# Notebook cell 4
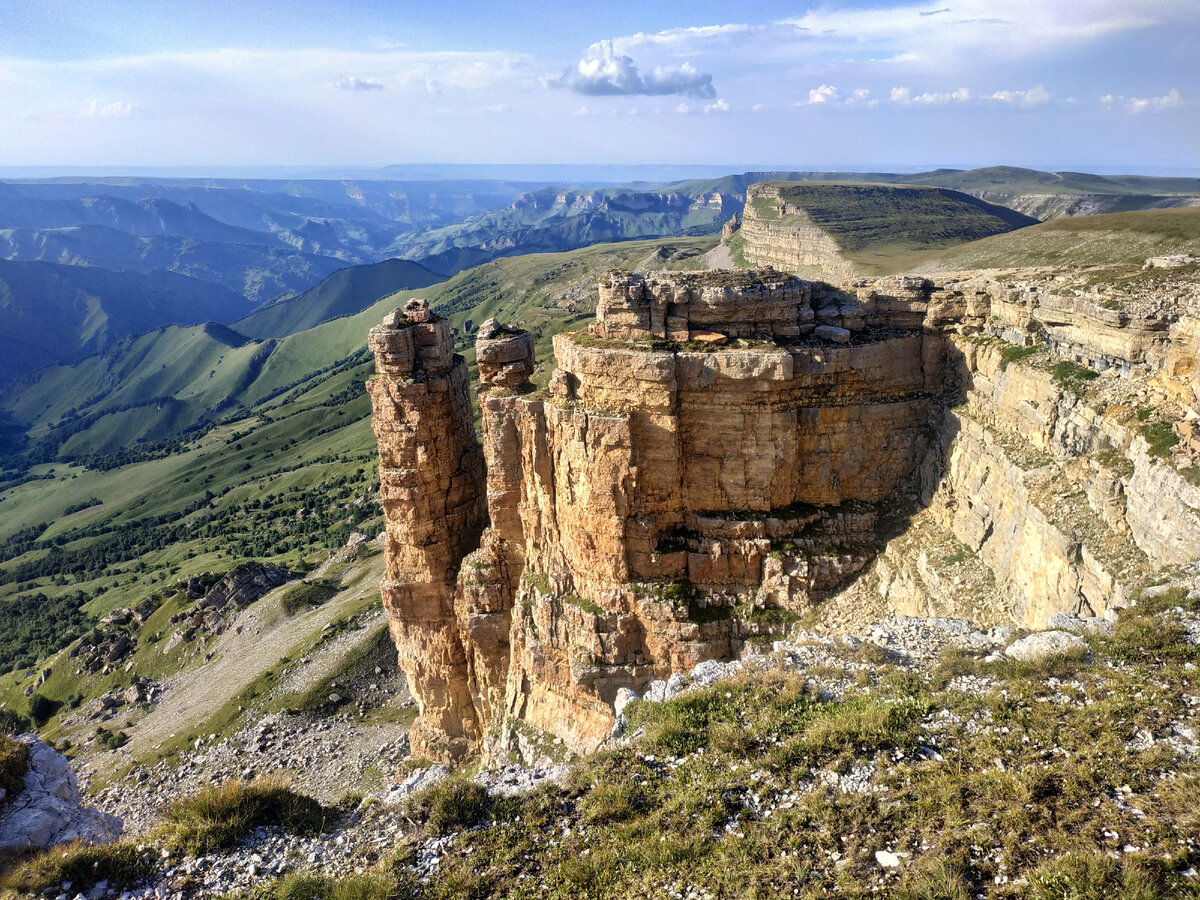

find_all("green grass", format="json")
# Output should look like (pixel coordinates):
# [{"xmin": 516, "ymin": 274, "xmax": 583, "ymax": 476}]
[
  {"xmin": 747, "ymin": 181, "xmax": 1036, "ymax": 271},
  {"xmin": 280, "ymin": 603, "xmax": 1200, "ymax": 899},
  {"xmin": 407, "ymin": 775, "xmax": 492, "ymax": 837},
  {"xmin": 1051, "ymin": 360, "xmax": 1100, "ymax": 394},
  {"xmin": 154, "ymin": 776, "xmax": 330, "ymax": 854},
  {"xmin": 280, "ymin": 579, "xmax": 340, "ymax": 615},
  {"xmin": 910, "ymin": 207, "xmax": 1200, "ymax": 272},
  {"xmin": 998, "ymin": 343, "xmax": 1042, "ymax": 370},
  {"xmin": 0, "ymin": 841, "xmax": 155, "ymax": 895},
  {"xmin": 1140, "ymin": 421, "xmax": 1180, "ymax": 459},
  {"xmin": 231, "ymin": 873, "xmax": 399, "ymax": 900}
]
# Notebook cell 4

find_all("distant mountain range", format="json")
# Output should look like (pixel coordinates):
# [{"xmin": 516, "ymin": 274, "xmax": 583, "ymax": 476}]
[{"xmin": 0, "ymin": 166, "xmax": 1195, "ymax": 386}]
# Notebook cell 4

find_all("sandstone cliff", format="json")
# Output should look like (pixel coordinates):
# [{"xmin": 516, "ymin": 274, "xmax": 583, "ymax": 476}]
[
  {"xmin": 738, "ymin": 182, "xmax": 1036, "ymax": 277},
  {"xmin": 368, "ymin": 265, "xmax": 1200, "ymax": 763}
]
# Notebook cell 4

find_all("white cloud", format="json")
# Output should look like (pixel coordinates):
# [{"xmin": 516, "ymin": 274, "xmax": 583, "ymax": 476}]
[
  {"xmin": 82, "ymin": 100, "xmax": 135, "ymax": 118},
  {"xmin": 807, "ymin": 84, "xmax": 839, "ymax": 104},
  {"xmin": 704, "ymin": 98, "xmax": 730, "ymax": 113},
  {"xmin": 890, "ymin": 86, "xmax": 971, "ymax": 105},
  {"xmin": 550, "ymin": 41, "xmax": 716, "ymax": 98},
  {"xmin": 1101, "ymin": 87, "xmax": 1183, "ymax": 113},
  {"xmin": 615, "ymin": 23, "xmax": 760, "ymax": 51},
  {"xmin": 989, "ymin": 85, "xmax": 1051, "ymax": 107},
  {"xmin": 1128, "ymin": 87, "xmax": 1182, "ymax": 112},
  {"xmin": 335, "ymin": 76, "xmax": 384, "ymax": 91},
  {"xmin": 777, "ymin": 0, "xmax": 1176, "ymax": 64}
]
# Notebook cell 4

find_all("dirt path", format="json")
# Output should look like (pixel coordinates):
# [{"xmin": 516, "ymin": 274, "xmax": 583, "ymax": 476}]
[{"xmin": 125, "ymin": 554, "xmax": 384, "ymax": 758}]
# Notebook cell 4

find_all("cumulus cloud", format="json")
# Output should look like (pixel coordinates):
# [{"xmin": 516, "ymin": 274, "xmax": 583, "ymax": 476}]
[
  {"xmin": 989, "ymin": 85, "xmax": 1051, "ymax": 106},
  {"xmin": 804, "ymin": 85, "xmax": 879, "ymax": 108},
  {"xmin": 1102, "ymin": 88, "xmax": 1182, "ymax": 113},
  {"xmin": 551, "ymin": 41, "xmax": 716, "ymax": 98},
  {"xmin": 82, "ymin": 100, "xmax": 135, "ymax": 118},
  {"xmin": 335, "ymin": 76, "xmax": 384, "ymax": 91},
  {"xmin": 890, "ymin": 86, "xmax": 971, "ymax": 104},
  {"xmin": 807, "ymin": 84, "xmax": 839, "ymax": 104},
  {"xmin": 1128, "ymin": 87, "xmax": 1182, "ymax": 112},
  {"xmin": 705, "ymin": 98, "xmax": 730, "ymax": 113}
]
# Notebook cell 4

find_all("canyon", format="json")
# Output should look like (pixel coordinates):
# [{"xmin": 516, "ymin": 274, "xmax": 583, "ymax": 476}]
[{"xmin": 368, "ymin": 261, "xmax": 1200, "ymax": 764}]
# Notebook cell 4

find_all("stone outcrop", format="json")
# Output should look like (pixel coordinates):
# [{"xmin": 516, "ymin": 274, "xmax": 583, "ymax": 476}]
[
  {"xmin": 366, "ymin": 299, "xmax": 487, "ymax": 761},
  {"xmin": 0, "ymin": 736, "xmax": 122, "ymax": 852},
  {"xmin": 739, "ymin": 185, "xmax": 856, "ymax": 277},
  {"xmin": 368, "ymin": 265, "xmax": 1200, "ymax": 763}
]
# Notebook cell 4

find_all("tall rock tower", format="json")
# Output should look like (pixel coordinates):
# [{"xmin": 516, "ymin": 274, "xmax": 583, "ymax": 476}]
[{"xmin": 366, "ymin": 299, "xmax": 486, "ymax": 761}]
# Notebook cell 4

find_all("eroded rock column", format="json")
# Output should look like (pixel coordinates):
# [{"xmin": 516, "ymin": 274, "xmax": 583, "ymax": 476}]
[{"xmin": 366, "ymin": 299, "xmax": 486, "ymax": 762}]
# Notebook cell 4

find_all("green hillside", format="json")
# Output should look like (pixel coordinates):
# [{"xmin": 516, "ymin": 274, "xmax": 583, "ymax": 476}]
[
  {"xmin": 743, "ymin": 182, "xmax": 1038, "ymax": 272},
  {"xmin": 234, "ymin": 257, "xmax": 442, "ymax": 339},
  {"xmin": 0, "ymin": 235, "xmax": 714, "ymax": 672},
  {"xmin": 0, "ymin": 260, "xmax": 253, "ymax": 383},
  {"xmin": 904, "ymin": 206, "xmax": 1200, "ymax": 272}
]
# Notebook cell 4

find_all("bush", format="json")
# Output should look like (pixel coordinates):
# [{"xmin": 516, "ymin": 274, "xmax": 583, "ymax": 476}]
[
  {"xmin": 0, "ymin": 708, "xmax": 31, "ymax": 735},
  {"xmin": 156, "ymin": 776, "xmax": 329, "ymax": 854},
  {"xmin": 1, "ymin": 841, "xmax": 155, "ymax": 894},
  {"xmin": 27, "ymin": 692, "xmax": 62, "ymax": 727},
  {"xmin": 408, "ymin": 776, "xmax": 491, "ymax": 836},
  {"xmin": 1139, "ymin": 421, "xmax": 1179, "ymax": 459},
  {"xmin": 1051, "ymin": 360, "xmax": 1100, "ymax": 394},
  {"xmin": 0, "ymin": 733, "xmax": 30, "ymax": 798},
  {"xmin": 280, "ymin": 579, "xmax": 340, "ymax": 615}
]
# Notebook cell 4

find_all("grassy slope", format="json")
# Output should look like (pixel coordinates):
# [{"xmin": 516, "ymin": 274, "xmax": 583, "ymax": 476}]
[
  {"xmin": 233, "ymin": 258, "xmax": 443, "ymax": 339},
  {"xmin": 0, "ymin": 260, "xmax": 254, "ymax": 383},
  {"xmin": 899, "ymin": 206, "xmax": 1200, "ymax": 272},
  {"xmin": 749, "ymin": 182, "xmax": 1038, "ymax": 272},
  {"xmin": 0, "ymin": 235, "xmax": 714, "ymax": 677}
]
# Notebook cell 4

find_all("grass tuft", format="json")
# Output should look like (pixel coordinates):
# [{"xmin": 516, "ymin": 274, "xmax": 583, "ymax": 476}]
[
  {"xmin": 1, "ymin": 841, "xmax": 155, "ymax": 894},
  {"xmin": 155, "ymin": 776, "xmax": 329, "ymax": 854},
  {"xmin": 407, "ymin": 776, "xmax": 491, "ymax": 837}
]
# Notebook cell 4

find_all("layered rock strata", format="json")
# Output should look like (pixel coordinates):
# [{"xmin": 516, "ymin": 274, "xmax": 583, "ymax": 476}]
[
  {"xmin": 368, "ymin": 267, "xmax": 1200, "ymax": 763},
  {"xmin": 365, "ymin": 298, "xmax": 487, "ymax": 760}
]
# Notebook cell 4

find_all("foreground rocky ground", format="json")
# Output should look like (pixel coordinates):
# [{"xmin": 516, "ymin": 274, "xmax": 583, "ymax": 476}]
[{"xmin": 3, "ymin": 567, "xmax": 1199, "ymax": 898}]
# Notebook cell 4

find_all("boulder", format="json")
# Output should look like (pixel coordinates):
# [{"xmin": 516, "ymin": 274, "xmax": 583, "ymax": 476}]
[
  {"xmin": 1004, "ymin": 630, "xmax": 1088, "ymax": 662},
  {"xmin": 0, "ymin": 736, "xmax": 122, "ymax": 852}
]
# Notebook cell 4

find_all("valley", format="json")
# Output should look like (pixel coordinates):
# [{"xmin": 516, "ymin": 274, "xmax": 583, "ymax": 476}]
[{"xmin": 0, "ymin": 171, "xmax": 1197, "ymax": 899}]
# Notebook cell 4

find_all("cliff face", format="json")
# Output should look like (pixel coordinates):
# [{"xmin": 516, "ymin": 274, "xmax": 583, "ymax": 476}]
[{"xmin": 368, "ymin": 267, "xmax": 1200, "ymax": 763}]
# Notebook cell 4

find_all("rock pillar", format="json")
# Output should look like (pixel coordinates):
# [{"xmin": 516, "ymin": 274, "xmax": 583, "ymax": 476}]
[{"xmin": 366, "ymin": 299, "xmax": 486, "ymax": 762}]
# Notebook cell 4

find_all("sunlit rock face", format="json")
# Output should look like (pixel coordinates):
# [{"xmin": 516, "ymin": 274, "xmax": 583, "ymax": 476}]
[{"xmin": 368, "ymin": 268, "xmax": 1200, "ymax": 763}]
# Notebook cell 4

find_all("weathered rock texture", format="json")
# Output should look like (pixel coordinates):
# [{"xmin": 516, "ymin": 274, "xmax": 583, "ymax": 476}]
[
  {"xmin": 368, "ymin": 266, "xmax": 1200, "ymax": 763},
  {"xmin": 0, "ymin": 736, "xmax": 122, "ymax": 852},
  {"xmin": 366, "ymin": 298, "xmax": 487, "ymax": 761}
]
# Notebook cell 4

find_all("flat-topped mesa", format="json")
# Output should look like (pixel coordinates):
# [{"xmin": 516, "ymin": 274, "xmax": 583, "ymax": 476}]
[
  {"xmin": 365, "ymin": 300, "xmax": 486, "ymax": 762},
  {"xmin": 368, "ymin": 267, "xmax": 1200, "ymax": 764}
]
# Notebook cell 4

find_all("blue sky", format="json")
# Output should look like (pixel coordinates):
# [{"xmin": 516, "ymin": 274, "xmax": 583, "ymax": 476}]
[{"xmin": 0, "ymin": 0, "xmax": 1195, "ymax": 172}]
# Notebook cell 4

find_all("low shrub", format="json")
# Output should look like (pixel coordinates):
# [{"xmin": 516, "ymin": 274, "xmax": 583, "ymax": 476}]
[
  {"xmin": 408, "ymin": 776, "xmax": 491, "ymax": 836},
  {"xmin": 1139, "ymin": 421, "xmax": 1179, "ymax": 459},
  {"xmin": 279, "ymin": 579, "xmax": 340, "ymax": 615},
  {"xmin": 156, "ymin": 776, "xmax": 329, "ymax": 854},
  {"xmin": 0, "ymin": 733, "xmax": 30, "ymax": 798},
  {"xmin": 27, "ymin": 692, "xmax": 61, "ymax": 727}
]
